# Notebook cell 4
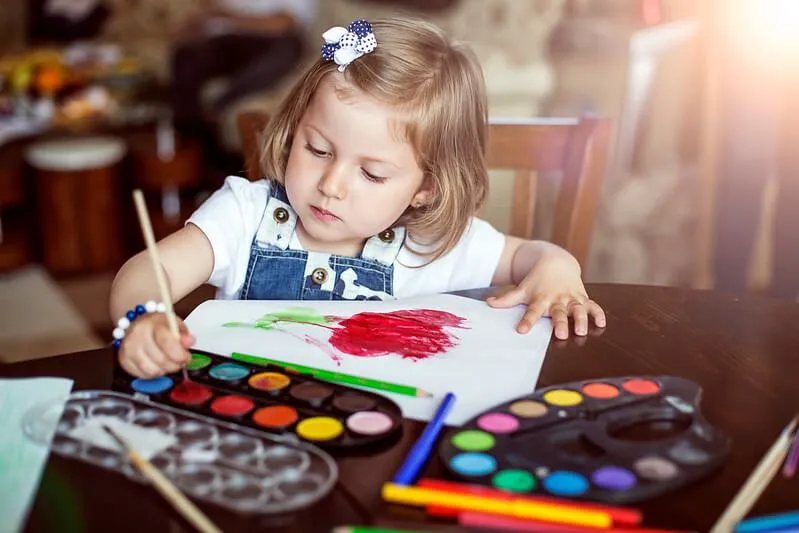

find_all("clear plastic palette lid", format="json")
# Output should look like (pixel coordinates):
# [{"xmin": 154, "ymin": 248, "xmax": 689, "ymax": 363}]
[{"xmin": 23, "ymin": 390, "xmax": 338, "ymax": 515}]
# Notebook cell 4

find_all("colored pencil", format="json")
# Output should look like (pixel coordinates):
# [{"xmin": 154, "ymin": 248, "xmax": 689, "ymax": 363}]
[
  {"xmin": 392, "ymin": 392, "xmax": 456, "ymax": 485},
  {"xmin": 458, "ymin": 511, "xmax": 692, "ymax": 532},
  {"xmin": 782, "ymin": 427, "xmax": 799, "ymax": 478},
  {"xmin": 381, "ymin": 482, "xmax": 612, "ymax": 529},
  {"xmin": 102, "ymin": 425, "xmax": 221, "ymax": 533},
  {"xmin": 332, "ymin": 526, "xmax": 428, "ymax": 533},
  {"xmin": 710, "ymin": 416, "xmax": 798, "ymax": 533},
  {"xmin": 736, "ymin": 511, "xmax": 799, "ymax": 533},
  {"xmin": 418, "ymin": 478, "xmax": 642, "ymax": 526},
  {"xmin": 231, "ymin": 352, "xmax": 431, "ymax": 398}
]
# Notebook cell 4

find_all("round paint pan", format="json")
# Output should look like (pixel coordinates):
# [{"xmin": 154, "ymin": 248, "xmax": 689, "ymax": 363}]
[
  {"xmin": 248, "ymin": 372, "xmax": 291, "ymax": 394},
  {"xmin": 622, "ymin": 378, "xmax": 661, "ymax": 396},
  {"xmin": 345, "ymin": 411, "xmax": 394, "ymax": 436},
  {"xmin": 296, "ymin": 417, "xmax": 344, "ymax": 442},
  {"xmin": 186, "ymin": 353, "xmax": 213, "ymax": 373},
  {"xmin": 169, "ymin": 381, "xmax": 214, "ymax": 407},
  {"xmin": 210, "ymin": 395, "xmax": 255, "ymax": 418},
  {"xmin": 131, "ymin": 376, "xmax": 173, "ymax": 395},
  {"xmin": 289, "ymin": 382, "xmax": 334, "ymax": 408},
  {"xmin": 332, "ymin": 392, "xmax": 377, "ymax": 413},
  {"xmin": 252, "ymin": 405, "xmax": 299, "ymax": 430},
  {"xmin": 208, "ymin": 362, "xmax": 250, "ymax": 383}
]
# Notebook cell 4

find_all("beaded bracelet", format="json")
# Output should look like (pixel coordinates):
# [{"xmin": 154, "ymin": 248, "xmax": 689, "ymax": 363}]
[{"xmin": 112, "ymin": 300, "xmax": 166, "ymax": 350}]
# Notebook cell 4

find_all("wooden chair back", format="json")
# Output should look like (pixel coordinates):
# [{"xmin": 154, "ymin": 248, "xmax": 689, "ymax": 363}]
[
  {"xmin": 486, "ymin": 116, "xmax": 610, "ymax": 266},
  {"xmin": 237, "ymin": 111, "xmax": 272, "ymax": 182},
  {"xmin": 237, "ymin": 112, "xmax": 610, "ymax": 266}
]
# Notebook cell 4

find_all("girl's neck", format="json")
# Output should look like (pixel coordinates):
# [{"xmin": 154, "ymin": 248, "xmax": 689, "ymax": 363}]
[{"xmin": 294, "ymin": 219, "xmax": 366, "ymax": 257}]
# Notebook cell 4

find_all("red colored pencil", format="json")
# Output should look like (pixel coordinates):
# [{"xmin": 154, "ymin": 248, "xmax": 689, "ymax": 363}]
[
  {"xmin": 458, "ymin": 511, "xmax": 693, "ymax": 533},
  {"xmin": 418, "ymin": 478, "xmax": 642, "ymax": 526}
]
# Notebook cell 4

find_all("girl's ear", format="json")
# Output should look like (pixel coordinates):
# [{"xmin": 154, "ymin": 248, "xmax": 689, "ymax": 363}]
[{"xmin": 411, "ymin": 175, "xmax": 435, "ymax": 208}]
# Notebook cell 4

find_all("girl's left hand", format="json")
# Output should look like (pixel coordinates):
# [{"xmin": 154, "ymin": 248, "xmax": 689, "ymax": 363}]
[{"xmin": 487, "ymin": 252, "xmax": 606, "ymax": 339}]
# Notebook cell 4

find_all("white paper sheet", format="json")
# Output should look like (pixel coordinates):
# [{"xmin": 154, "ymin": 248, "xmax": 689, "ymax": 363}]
[
  {"xmin": 0, "ymin": 377, "xmax": 74, "ymax": 533},
  {"xmin": 185, "ymin": 294, "xmax": 552, "ymax": 425}
]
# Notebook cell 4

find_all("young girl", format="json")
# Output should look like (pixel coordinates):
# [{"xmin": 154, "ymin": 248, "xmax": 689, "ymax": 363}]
[{"xmin": 111, "ymin": 17, "xmax": 606, "ymax": 379}]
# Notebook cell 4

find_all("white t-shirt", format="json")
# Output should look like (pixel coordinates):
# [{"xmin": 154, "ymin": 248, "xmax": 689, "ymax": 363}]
[
  {"xmin": 218, "ymin": 0, "xmax": 317, "ymax": 29},
  {"xmin": 187, "ymin": 176, "xmax": 507, "ymax": 300}
]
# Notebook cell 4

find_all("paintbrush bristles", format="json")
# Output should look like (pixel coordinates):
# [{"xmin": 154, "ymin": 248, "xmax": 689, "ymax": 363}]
[{"xmin": 132, "ymin": 189, "xmax": 180, "ymax": 338}]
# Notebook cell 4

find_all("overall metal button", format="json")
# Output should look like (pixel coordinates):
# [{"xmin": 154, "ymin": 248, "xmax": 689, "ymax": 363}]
[
  {"xmin": 311, "ymin": 268, "xmax": 328, "ymax": 284},
  {"xmin": 273, "ymin": 207, "xmax": 289, "ymax": 223},
  {"xmin": 378, "ymin": 229, "xmax": 395, "ymax": 242}
]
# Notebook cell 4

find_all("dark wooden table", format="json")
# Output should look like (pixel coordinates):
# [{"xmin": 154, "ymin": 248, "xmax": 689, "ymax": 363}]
[{"xmin": 4, "ymin": 284, "xmax": 799, "ymax": 533}]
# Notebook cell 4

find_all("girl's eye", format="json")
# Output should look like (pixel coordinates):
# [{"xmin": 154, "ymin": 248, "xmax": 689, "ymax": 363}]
[
  {"xmin": 304, "ymin": 143, "xmax": 329, "ymax": 157},
  {"xmin": 362, "ymin": 169, "xmax": 388, "ymax": 184}
]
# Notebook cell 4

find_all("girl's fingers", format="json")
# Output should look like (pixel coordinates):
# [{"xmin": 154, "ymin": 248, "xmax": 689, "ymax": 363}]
[
  {"xmin": 569, "ymin": 300, "xmax": 589, "ymax": 336},
  {"xmin": 134, "ymin": 352, "xmax": 163, "ymax": 379},
  {"xmin": 586, "ymin": 300, "xmax": 607, "ymax": 327},
  {"xmin": 487, "ymin": 286, "xmax": 527, "ymax": 308},
  {"xmin": 516, "ymin": 298, "xmax": 551, "ymax": 334},
  {"xmin": 119, "ymin": 353, "xmax": 145, "ymax": 378},
  {"xmin": 180, "ymin": 332, "xmax": 196, "ymax": 349},
  {"xmin": 145, "ymin": 341, "xmax": 183, "ymax": 374},
  {"xmin": 154, "ymin": 327, "xmax": 190, "ymax": 366},
  {"xmin": 550, "ymin": 302, "xmax": 570, "ymax": 340}
]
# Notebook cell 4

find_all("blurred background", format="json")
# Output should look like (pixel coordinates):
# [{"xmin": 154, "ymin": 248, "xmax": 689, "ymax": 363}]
[{"xmin": 0, "ymin": 0, "xmax": 796, "ymax": 362}]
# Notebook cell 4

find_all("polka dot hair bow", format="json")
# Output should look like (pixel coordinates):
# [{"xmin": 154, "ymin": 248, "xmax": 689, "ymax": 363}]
[{"xmin": 321, "ymin": 19, "xmax": 377, "ymax": 72}]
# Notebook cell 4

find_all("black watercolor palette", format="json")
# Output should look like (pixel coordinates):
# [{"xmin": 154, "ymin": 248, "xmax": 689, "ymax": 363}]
[
  {"xmin": 111, "ymin": 349, "xmax": 403, "ymax": 453},
  {"xmin": 438, "ymin": 375, "xmax": 731, "ymax": 504}
]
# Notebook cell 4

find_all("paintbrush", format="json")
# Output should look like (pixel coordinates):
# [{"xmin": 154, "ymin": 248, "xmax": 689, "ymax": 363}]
[
  {"xmin": 102, "ymin": 424, "xmax": 222, "ymax": 533},
  {"xmin": 132, "ymin": 189, "xmax": 189, "ymax": 382},
  {"xmin": 709, "ymin": 415, "xmax": 798, "ymax": 533}
]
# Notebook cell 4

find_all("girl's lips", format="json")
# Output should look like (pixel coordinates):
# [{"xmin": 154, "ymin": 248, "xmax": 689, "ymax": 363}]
[{"xmin": 311, "ymin": 206, "xmax": 340, "ymax": 222}]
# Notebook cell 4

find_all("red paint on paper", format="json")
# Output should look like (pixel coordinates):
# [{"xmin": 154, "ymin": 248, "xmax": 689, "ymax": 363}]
[{"xmin": 327, "ymin": 309, "xmax": 466, "ymax": 360}]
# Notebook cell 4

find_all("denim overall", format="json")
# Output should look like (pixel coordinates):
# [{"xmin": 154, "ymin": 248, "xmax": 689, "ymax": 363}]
[{"xmin": 240, "ymin": 183, "xmax": 405, "ymax": 301}]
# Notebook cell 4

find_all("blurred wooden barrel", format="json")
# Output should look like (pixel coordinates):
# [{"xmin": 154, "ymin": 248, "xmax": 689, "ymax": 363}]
[{"xmin": 26, "ymin": 136, "xmax": 127, "ymax": 275}]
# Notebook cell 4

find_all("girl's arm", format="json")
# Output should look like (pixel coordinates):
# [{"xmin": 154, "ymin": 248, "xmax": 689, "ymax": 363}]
[
  {"xmin": 109, "ymin": 224, "xmax": 215, "ymax": 321},
  {"xmin": 491, "ymin": 236, "xmax": 578, "ymax": 287}
]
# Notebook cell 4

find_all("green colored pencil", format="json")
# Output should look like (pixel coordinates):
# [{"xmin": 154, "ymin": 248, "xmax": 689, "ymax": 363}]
[
  {"xmin": 231, "ymin": 352, "xmax": 431, "ymax": 397},
  {"xmin": 333, "ymin": 526, "xmax": 423, "ymax": 533}
]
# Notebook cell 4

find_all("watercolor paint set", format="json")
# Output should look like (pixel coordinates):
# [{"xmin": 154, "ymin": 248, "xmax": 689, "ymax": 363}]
[
  {"xmin": 22, "ymin": 390, "xmax": 338, "ymax": 515},
  {"xmin": 438, "ymin": 375, "xmax": 731, "ymax": 504},
  {"xmin": 110, "ymin": 350, "xmax": 403, "ymax": 452}
]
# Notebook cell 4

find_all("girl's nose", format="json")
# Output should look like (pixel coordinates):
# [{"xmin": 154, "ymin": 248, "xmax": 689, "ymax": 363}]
[{"xmin": 318, "ymin": 165, "xmax": 348, "ymax": 200}]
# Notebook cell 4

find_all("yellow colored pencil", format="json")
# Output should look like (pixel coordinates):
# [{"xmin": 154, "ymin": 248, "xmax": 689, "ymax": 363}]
[{"xmin": 381, "ymin": 482, "xmax": 612, "ymax": 529}]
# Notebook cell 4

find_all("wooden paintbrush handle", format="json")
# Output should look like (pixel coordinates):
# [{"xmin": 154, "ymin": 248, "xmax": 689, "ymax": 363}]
[
  {"xmin": 132, "ymin": 189, "xmax": 180, "ymax": 337},
  {"xmin": 129, "ymin": 452, "xmax": 222, "ymax": 533}
]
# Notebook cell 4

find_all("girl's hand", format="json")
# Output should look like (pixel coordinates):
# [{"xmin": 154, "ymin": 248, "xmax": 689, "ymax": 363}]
[
  {"xmin": 487, "ymin": 251, "xmax": 606, "ymax": 339},
  {"xmin": 118, "ymin": 313, "xmax": 195, "ymax": 378}
]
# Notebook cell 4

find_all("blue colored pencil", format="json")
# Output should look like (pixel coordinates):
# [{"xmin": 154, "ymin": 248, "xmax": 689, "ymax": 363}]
[
  {"xmin": 392, "ymin": 392, "xmax": 456, "ymax": 485},
  {"xmin": 736, "ymin": 511, "xmax": 799, "ymax": 533}
]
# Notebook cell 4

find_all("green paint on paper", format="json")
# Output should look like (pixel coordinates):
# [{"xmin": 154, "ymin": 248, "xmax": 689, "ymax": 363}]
[{"xmin": 222, "ymin": 307, "xmax": 331, "ymax": 330}]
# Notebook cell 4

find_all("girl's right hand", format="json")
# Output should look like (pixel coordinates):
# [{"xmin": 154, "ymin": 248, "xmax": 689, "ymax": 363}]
[{"xmin": 118, "ymin": 313, "xmax": 195, "ymax": 378}]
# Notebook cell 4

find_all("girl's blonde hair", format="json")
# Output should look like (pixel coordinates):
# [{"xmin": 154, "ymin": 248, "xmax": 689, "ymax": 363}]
[{"xmin": 261, "ymin": 17, "xmax": 489, "ymax": 263}]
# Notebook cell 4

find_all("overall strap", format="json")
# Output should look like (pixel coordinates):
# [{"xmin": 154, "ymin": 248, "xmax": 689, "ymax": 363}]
[
  {"xmin": 361, "ymin": 226, "xmax": 406, "ymax": 266},
  {"xmin": 254, "ymin": 181, "xmax": 297, "ymax": 250}
]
